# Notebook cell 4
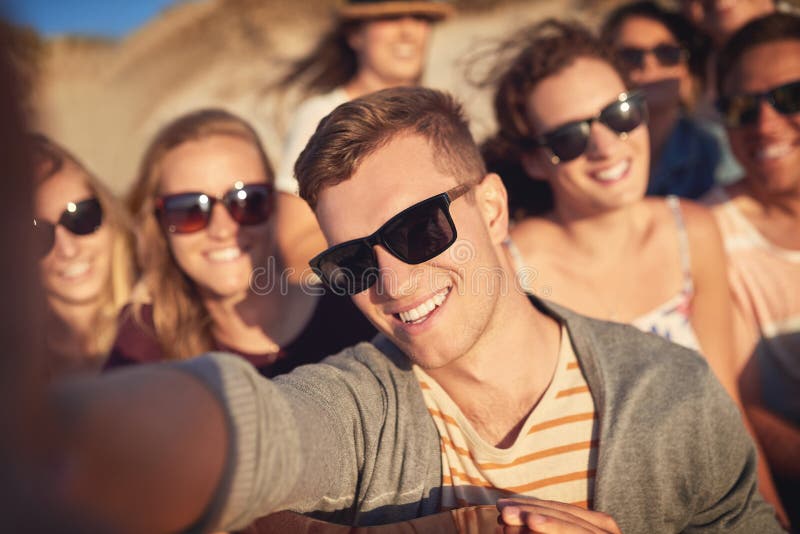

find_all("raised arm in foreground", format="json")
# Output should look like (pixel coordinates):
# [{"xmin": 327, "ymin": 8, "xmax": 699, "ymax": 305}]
[{"xmin": 50, "ymin": 364, "xmax": 228, "ymax": 534}]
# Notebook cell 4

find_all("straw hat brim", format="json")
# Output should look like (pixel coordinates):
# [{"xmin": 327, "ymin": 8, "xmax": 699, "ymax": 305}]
[{"xmin": 339, "ymin": 1, "xmax": 455, "ymax": 20}]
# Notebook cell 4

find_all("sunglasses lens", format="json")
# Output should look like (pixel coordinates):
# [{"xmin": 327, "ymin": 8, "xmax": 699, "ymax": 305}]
[
  {"xmin": 313, "ymin": 242, "xmax": 377, "ymax": 295},
  {"xmin": 539, "ymin": 94, "xmax": 645, "ymax": 163},
  {"xmin": 312, "ymin": 196, "xmax": 459, "ymax": 294},
  {"xmin": 545, "ymin": 122, "xmax": 591, "ymax": 163},
  {"xmin": 158, "ymin": 193, "xmax": 212, "ymax": 233},
  {"xmin": 618, "ymin": 48, "xmax": 645, "ymax": 69},
  {"xmin": 603, "ymin": 95, "xmax": 647, "ymax": 134},
  {"xmin": 653, "ymin": 45, "xmax": 683, "ymax": 66},
  {"xmin": 61, "ymin": 198, "xmax": 103, "ymax": 235},
  {"xmin": 382, "ymin": 197, "xmax": 456, "ymax": 264},
  {"xmin": 225, "ymin": 184, "xmax": 273, "ymax": 226},
  {"xmin": 772, "ymin": 80, "xmax": 800, "ymax": 115},
  {"xmin": 718, "ymin": 94, "xmax": 759, "ymax": 127}
]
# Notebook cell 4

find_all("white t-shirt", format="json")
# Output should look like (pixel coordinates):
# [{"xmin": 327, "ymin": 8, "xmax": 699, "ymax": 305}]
[{"xmin": 275, "ymin": 87, "xmax": 349, "ymax": 194}]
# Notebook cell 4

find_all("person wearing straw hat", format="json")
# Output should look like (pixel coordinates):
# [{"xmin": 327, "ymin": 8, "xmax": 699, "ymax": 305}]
[
  {"xmin": 338, "ymin": 0, "xmax": 454, "ymax": 21},
  {"xmin": 273, "ymin": 0, "xmax": 454, "ymax": 281}
]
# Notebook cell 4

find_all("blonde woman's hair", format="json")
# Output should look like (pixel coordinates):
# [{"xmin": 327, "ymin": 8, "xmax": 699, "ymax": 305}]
[
  {"xmin": 128, "ymin": 108, "xmax": 275, "ymax": 359},
  {"xmin": 30, "ymin": 134, "xmax": 136, "ymax": 360}
]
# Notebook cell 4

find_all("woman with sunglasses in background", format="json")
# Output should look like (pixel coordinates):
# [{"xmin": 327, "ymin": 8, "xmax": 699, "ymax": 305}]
[
  {"xmin": 601, "ymin": 1, "xmax": 742, "ymax": 199},
  {"xmin": 481, "ymin": 19, "xmax": 785, "ymax": 517},
  {"xmin": 106, "ymin": 109, "xmax": 374, "ymax": 376},
  {"xmin": 32, "ymin": 134, "xmax": 135, "ymax": 377}
]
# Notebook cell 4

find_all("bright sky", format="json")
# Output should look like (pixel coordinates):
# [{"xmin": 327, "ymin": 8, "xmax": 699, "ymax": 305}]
[{"xmin": 3, "ymin": 0, "xmax": 190, "ymax": 38}]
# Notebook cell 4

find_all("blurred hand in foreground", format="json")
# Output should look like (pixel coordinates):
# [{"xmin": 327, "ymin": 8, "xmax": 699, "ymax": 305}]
[{"xmin": 497, "ymin": 498, "xmax": 621, "ymax": 534}]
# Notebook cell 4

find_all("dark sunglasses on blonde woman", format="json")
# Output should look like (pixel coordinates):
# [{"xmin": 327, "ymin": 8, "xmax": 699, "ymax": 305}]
[
  {"xmin": 32, "ymin": 197, "xmax": 103, "ymax": 257},
  {"xmin": 310, "ymin": 183, "xmax": 472, "ymax": 295},
  {"xmin": 531, "ymin": 91, "xmax": 648, "ymax": 164},
  {"xmin": 155, "ymin": 182, "xmax": 274, "ymax": 234},
  {"xmin": 717, "ymin": 79, "xmax": 800, "ymax": 128}
]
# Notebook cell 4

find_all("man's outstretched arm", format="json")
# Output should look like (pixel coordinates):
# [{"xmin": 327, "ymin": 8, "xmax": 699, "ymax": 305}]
[{"xmin": 49, "ymin": 365, "xmax": 228, "ymax": 534}]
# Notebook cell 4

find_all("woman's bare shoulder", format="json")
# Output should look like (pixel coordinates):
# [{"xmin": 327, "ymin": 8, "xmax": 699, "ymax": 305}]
[
  {"xmin": 640, "ymin": 197, "xmax": 717, "ymax": 237},
  {"xmin": 674, "ymin": 198, "xmax": 721, "ymax": 241},
  {"xmin": 509, "ymin": 215, "xmax": 562, "ymax": 256}
]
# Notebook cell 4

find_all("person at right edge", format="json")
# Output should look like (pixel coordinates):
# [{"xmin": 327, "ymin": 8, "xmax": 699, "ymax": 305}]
[{"xmin": 704, "ymin": 11, "xmax": 800, "ymax": 530}]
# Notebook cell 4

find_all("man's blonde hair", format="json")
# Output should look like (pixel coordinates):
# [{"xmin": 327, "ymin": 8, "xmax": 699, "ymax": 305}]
[{"xmin": 296, "ymin": 86, "xmax": 486, "ymax": 209}]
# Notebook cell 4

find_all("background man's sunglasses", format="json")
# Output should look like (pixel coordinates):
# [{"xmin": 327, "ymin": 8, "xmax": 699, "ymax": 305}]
[
  {"xmin": 310, "ymin": 183, "xmax": 471, "ymax": 295},
  {"xmin": 155, "ymin": 182, "xmax": 274, "ymax": 234},
  {"xmin": 617, "ymin": 44, "xmax": 686, "ymax": 69},
  {"xmin": 717, "ymin": 80, "xmax": 800, "ymax": 128},
  {"xmin": 533, "ymin": 92, "xmax": 647, "ymax": 164},
  {"xmin": 33, "ymin": 197, "xmax": 103, "ymax": 257}
]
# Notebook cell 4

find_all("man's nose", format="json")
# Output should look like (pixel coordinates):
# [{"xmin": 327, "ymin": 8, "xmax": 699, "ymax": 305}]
[{"xmin": 372, "ymin": 246, "xmax": 424, "ymax": 299}]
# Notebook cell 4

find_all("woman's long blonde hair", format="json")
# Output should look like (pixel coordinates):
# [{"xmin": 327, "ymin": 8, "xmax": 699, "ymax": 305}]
[
  {"xmin": 128, "ymin": 108, "xmax": 275, "ymax": 360},
  {"xmin": 31, "ymin": 134, "xmax": 136, "ymax": 360}
]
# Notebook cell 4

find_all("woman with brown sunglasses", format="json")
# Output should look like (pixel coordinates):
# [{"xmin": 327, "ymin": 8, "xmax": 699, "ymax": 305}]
[
  {"xmin": 31, "ymin": 134, "xmax": 136, "ymax": 377},
  {"xmin": 106, "ymin": 109, "xmax": 374, "ymax": 376},
  {"xmin": 481, "ymin": 19, "xmax": 786, "ymax": 521}
]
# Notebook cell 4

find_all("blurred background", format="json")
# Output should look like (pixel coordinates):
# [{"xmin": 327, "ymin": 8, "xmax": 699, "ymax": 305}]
[{"xmin": 2, "ymin": 0, "xmax": 639, "ymax": 196}]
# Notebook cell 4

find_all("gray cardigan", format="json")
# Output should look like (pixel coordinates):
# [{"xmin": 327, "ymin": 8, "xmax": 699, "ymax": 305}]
[{"xmin": 178, "ymin": 299, "xmax": 781, "ymax": 533}]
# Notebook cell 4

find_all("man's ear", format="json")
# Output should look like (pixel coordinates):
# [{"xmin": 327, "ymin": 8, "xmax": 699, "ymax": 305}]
[
  {"xmin": 476, "ymin": 173, "xmax": 509, "ymax": 245},
  {"xmin": 521, "ymin": 150, "xmax": 554, "ymax": 181}
]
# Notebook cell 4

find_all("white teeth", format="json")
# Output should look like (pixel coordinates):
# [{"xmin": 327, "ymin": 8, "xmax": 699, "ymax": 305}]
[
  {"xmin": 394, "ymin": 43, "xmax": 415, "ymax": 59},
  {"xmin": 398, "ymin": 288, "xmax": 450, "ymax": 325},
  {"xmin": 207, "ymin": 247, "xmax": 242, "ymax": 262},
  {"xmin": 756, "ymin": 143, "xmax": 792, "ymax": 161},
  {"xmin": 61, "ymin": 262, "xmax": 90, "ymax": 279},
  {"xmin": 595, "ymin": 160, "xmax": 629, "ymax": 181}
]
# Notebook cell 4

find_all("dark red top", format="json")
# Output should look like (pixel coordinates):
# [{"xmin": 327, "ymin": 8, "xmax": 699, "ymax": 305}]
[{"xmin": 105, "ymin": 291, "xmax": 376, "ymax": 378}]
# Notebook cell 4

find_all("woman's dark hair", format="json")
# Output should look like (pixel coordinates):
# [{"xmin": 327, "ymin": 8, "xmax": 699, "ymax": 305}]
[
  {"xmin": 277, "ymin": 20, "xmax": 362, "ymax": 97},
  {"xmin": 716, "ymin": 12, "xmax": 800, "ymax": 96},
  {"xmin": 477, "ymin": 19, "xmax": 626, "ymax": 220},
  {"xmin": 600, "ymin": 1, "xmax": 712, "ymax": 85}
]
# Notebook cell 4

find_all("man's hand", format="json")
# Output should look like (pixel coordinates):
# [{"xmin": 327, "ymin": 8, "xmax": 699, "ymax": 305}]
[{"xmin": 497, "ymin": 497, "xmax": 621, "ymax": 533}]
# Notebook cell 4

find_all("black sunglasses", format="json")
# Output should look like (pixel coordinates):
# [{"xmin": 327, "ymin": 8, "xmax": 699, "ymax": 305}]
[
  {"xmin": 33, "ymin": 197, "xmax": 103, "ymax": 257},
  {"xmin": 617, "ymin": 44, "xmax": 686, "ymax": 70},
  {"xmin": 717, "ymin": 79, "xmax": 800, "ymax": 128},
  {"xmin": 310, "ymin": 184, "xmax": 471, "ymax": 295},
  {"xmin": 155, "ymin": 182, "xmax": 274, "ymax": 234},
  {"xmin": 532, "ymin": 92, "xmax": 647, "ymax": 164}
]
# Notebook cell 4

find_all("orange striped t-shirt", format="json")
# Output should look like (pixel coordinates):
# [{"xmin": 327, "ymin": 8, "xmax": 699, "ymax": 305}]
[{"xmin": 413, "ymin": 326, "xmax": 598, "ymax": 511}]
